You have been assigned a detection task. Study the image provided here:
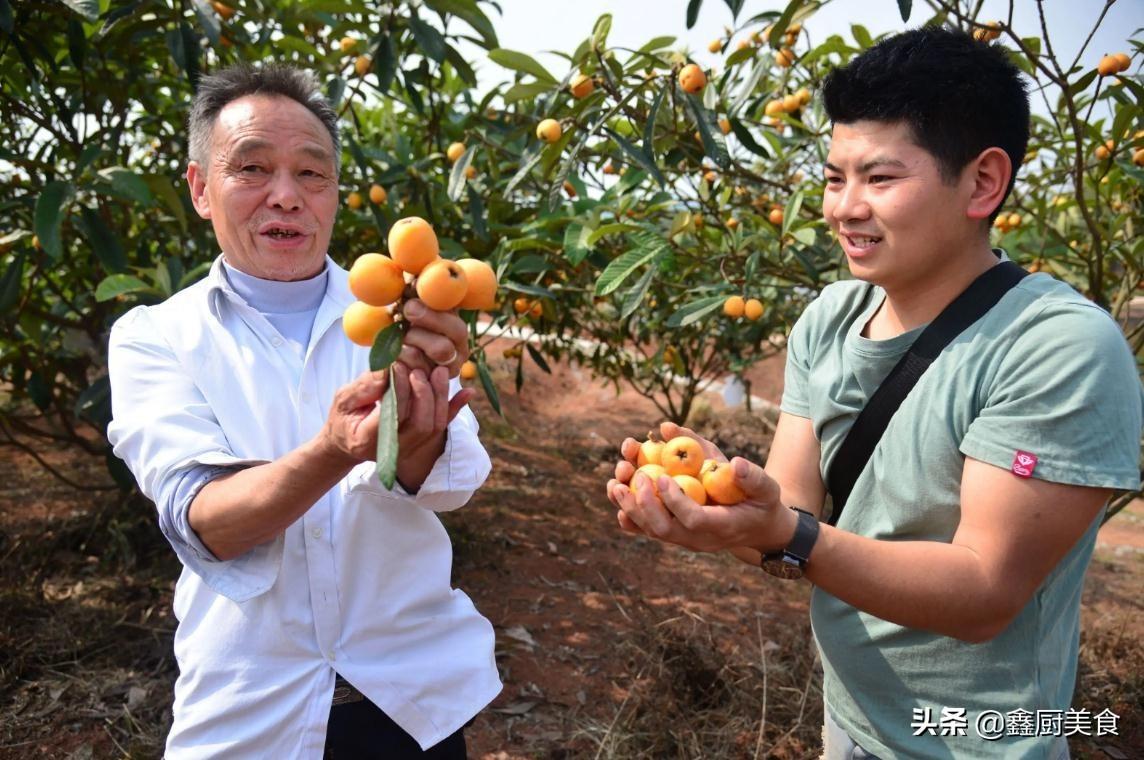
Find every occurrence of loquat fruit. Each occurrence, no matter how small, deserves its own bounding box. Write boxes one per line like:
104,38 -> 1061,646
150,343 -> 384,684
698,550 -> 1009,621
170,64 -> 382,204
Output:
460,360 -> 478,380
775,48 -> 795,68
673,474 -> 707,505
348,253 -> 405,307
388,216 -> 440,275
346,191 -> 363,210
701,459 -> 744,505
369,184 -> 387,205
446,142 -> 466,162
678,63 -> 707,94
455,258 -> 499,311
342,301 -> 394,347
1097,54 -> 1119,76
536,118 -> 563,143
723,295 -> 745,318
570,73 -> 594,99
708,39 -> 722,54
768,208 -> 784,226
415,259 -> 469,311
744,298 -> 764,321
637,438 -> 665,468
339,36 -> 357,54
354,55 -> 372,77
662,436 -> 704,479
211,1 -> 236,19
718,118 -> 731,135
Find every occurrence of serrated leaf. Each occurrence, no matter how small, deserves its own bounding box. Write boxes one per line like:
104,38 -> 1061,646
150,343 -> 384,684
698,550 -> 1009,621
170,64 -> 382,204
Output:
731,57 -> 767,115
526,343 -> 552,374
0,251 -> 25,313
94,274 -> 150,302
685,0 -> 702,29
477,357 -> 502,415
620,266 -> 655,320
604,127 -> 666,187
489,49 -> 558,84
505,145 -> 546,195
666,295 -> 725,327
34,181 -> 73,261
375,380 -> 399,490
595,233 -> 667,296
729,118 -> 769,157
78,207 -> 126,272
686,95 -> 730,170
587,223 -> 642,246
97,167 -> 152,204
369,323 -> 404,371
448,145 -> 476,201
563,221 -> 594,266
409,13 -> 447,62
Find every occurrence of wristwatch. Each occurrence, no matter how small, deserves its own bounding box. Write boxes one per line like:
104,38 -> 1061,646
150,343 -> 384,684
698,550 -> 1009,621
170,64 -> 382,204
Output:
761,507 -> 819,580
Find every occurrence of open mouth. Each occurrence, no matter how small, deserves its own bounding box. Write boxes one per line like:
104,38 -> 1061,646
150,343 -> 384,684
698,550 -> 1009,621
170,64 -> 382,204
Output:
264,228 -> 302,239
844,234 -> 882,250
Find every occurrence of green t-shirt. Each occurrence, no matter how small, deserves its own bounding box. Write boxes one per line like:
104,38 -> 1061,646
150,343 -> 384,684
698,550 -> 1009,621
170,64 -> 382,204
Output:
781,268 -> 1143,759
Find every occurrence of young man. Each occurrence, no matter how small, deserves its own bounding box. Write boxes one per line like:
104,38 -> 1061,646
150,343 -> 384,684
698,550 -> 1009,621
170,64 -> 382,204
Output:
108,64 -> 500,757
608,27 -> 1142,759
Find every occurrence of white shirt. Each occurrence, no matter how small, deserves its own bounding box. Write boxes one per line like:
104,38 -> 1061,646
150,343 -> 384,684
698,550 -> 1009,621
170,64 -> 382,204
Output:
107,255 -> 501,758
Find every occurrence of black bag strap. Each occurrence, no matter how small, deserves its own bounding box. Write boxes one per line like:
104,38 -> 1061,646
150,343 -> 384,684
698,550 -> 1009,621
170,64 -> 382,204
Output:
825,260 -> 1029,526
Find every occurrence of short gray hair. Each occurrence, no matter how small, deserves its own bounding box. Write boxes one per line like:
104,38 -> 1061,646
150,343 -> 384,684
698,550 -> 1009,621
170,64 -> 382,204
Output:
187,63 -> 341,176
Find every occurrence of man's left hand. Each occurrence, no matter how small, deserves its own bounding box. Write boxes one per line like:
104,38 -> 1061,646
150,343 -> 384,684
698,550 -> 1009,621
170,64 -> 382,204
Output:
399,299 -> 468,377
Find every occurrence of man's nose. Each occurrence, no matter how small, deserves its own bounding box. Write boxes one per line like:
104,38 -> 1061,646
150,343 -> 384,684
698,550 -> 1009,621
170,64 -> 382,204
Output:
266,170 -> 303,211
830,182 -> 870,223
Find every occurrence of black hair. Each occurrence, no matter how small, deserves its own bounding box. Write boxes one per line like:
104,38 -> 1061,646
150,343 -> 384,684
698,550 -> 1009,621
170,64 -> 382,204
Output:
188,63 -> 340,176
822,26 -> 1029,219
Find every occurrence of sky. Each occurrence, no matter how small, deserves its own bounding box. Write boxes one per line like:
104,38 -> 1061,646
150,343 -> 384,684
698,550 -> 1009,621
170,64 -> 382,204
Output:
466,0 -> 1142,93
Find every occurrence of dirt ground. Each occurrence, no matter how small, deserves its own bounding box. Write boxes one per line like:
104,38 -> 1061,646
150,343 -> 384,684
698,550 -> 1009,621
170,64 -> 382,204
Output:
0,346 -> 1141,759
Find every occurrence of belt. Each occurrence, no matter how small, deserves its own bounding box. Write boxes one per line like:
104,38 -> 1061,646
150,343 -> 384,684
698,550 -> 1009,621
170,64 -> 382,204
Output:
331,674 -> 365,707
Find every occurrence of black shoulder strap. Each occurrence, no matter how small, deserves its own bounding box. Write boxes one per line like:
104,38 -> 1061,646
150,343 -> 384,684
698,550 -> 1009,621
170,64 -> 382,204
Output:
825,261 -> 1029,526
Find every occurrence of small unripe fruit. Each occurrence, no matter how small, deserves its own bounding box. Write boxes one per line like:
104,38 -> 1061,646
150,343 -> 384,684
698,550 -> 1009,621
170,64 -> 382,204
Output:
678,63 -> 707,94
536,118 -> 562,143
447,142 -> 466,162
723,295 -> 745,318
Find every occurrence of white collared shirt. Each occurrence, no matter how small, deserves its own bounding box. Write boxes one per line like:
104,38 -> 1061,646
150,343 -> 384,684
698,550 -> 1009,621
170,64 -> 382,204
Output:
107,255 -> 501,758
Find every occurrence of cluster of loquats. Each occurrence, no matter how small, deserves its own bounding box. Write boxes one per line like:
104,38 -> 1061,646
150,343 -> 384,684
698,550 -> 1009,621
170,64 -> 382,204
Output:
342,217 -> 499,350
722,295 -> 764,321
632,434 -> 745,506
972,21 -> 1003,42
1097,52 -> 1132,77
992,212 -> 1023,235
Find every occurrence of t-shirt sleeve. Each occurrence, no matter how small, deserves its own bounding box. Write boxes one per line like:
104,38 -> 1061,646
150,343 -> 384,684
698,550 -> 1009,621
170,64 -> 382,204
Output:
780,303 -> 815,419
960,302 -> 1143,490
107,307 -> 279,602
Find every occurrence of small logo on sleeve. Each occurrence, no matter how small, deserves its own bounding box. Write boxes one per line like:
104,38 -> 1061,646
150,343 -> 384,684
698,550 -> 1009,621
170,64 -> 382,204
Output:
1012,451 -> 1038,478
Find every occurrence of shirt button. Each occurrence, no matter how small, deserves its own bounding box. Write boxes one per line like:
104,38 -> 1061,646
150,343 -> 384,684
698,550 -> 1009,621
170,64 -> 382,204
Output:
311,527 -> 323,539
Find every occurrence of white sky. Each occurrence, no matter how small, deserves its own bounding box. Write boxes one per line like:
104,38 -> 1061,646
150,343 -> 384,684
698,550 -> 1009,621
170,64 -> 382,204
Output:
469,0 -> 1142,95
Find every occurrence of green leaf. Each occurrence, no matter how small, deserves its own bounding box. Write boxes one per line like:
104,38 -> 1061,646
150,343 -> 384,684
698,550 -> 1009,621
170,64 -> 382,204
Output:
505,144 -> 546,194
0,251 -> 25,313
143,174 -> 188,231
604,127 -> 666,187
729,118 -> 770,158
409,14 -> 447,62
0,0 -> 12,34
638,36 -> 676,53
94,274 -> 151,302
587,223 -> 642,246
563,221 -> 594,266
448,145 -> 476,201
77,207 -> 126,272
375,380 -> 399,490
444,44 -> 477,86
685,0 -> 702,29
768,0 -> 804,48
369,323 -> 404,372
722,0 -> 745,17
97,167 -> 152,204
896,0 -> 912,22
686,94 -> 730,170
731,57 -> 767,115
374,33 -> 398,93
526,343 -> 552,374
34,181 -> 73,261
666,295 -> 725,328
489,49 -> 558,85
782,189 -> 804,238
503,81 -> 552,103
620,266 -> 655,320
466,185 -> 488,240
643,84 -> 666,153
592,13 -> 612,50
67,18 -> 87,68
851,24 -> 872,49
476,356 -> 502,416
191,0 -> 221,47
61,0 -> 99,21
595,232 -> 668,296
424,0 -> 499,49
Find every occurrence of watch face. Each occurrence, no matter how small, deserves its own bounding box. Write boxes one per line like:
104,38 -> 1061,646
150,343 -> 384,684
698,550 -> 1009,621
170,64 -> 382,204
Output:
762,555 -> 804,580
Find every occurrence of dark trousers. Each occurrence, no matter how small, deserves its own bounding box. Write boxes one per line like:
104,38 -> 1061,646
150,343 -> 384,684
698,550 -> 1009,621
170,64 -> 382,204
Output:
324,698 -> 467,759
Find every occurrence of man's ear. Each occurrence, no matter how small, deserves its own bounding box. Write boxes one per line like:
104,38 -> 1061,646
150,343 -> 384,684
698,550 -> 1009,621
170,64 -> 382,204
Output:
186,161 -> 211,220
965,147 -> 1012,221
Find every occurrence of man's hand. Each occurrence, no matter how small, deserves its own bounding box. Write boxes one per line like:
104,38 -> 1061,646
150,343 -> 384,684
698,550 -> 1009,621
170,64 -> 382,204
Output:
391,364 -> 474,492
606,421 -> 727,535
399,299 -> 469,377
315,369 -> 392,466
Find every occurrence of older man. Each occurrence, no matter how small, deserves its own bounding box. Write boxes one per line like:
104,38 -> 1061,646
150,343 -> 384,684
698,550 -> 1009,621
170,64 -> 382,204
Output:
108,64 -> 500,758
